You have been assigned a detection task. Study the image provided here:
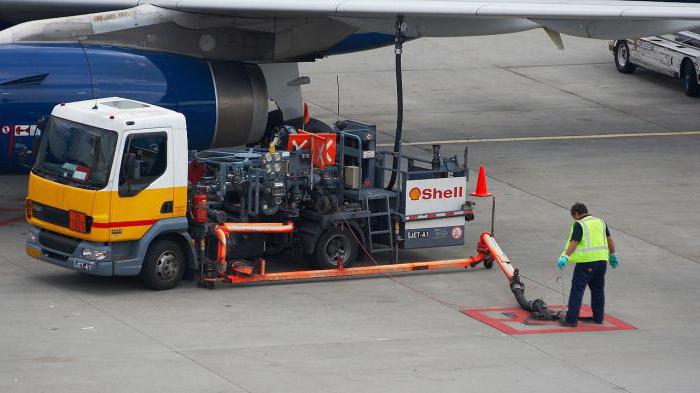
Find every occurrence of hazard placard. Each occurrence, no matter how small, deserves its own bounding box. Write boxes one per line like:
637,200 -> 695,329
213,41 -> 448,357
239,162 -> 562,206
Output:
287,132 -> 337,168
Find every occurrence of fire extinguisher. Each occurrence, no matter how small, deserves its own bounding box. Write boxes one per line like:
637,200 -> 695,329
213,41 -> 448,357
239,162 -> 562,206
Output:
192,193 -> 208,224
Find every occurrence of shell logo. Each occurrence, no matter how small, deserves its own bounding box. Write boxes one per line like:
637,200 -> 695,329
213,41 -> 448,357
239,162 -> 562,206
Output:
407,185 -> 464,201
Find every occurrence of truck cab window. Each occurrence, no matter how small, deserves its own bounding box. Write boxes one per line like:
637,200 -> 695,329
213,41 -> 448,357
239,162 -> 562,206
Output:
119,132 -> 167,196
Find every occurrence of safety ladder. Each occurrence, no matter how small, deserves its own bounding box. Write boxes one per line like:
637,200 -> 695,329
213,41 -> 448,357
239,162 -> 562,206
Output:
364,193 -> 394,253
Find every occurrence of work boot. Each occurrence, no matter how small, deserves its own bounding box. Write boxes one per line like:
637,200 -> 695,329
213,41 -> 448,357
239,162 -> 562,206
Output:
580,316 -> 604,324
558,320 -> 578,328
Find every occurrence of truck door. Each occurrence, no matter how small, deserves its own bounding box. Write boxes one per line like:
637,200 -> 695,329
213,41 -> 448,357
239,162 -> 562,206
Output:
110,129 -> 174,242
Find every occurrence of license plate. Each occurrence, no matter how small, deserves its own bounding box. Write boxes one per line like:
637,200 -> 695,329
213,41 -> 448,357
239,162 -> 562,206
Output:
74,261 -> 96,271
26,247 -> 42,258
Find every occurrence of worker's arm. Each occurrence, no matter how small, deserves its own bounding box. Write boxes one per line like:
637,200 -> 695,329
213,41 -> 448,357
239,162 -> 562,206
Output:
564,240 -> 579,257
607,236 -> 615,254
607,227 -> 618,268
558,222 -> 581,269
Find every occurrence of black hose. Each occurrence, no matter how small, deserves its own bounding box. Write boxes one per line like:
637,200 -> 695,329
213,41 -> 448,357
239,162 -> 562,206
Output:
511,284 -> 533,311
386,17 -> 405,191
509,269 -> 559,320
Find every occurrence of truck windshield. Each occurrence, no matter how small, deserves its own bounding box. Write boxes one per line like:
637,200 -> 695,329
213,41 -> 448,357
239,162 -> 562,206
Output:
33,116 -> 118,189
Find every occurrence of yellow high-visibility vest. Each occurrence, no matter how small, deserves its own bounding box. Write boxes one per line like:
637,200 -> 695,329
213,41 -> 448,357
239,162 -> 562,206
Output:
562,215 -> 609,263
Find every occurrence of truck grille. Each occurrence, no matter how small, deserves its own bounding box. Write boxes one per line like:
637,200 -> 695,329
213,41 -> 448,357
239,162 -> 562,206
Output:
32,202 -> 93,233
39,230 -> 80,255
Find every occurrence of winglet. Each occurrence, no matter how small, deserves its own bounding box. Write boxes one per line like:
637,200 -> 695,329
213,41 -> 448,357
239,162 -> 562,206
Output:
544,28 -> 565,50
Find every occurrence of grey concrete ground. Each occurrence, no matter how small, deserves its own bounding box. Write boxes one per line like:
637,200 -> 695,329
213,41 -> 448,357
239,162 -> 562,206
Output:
1,30 -> 700,392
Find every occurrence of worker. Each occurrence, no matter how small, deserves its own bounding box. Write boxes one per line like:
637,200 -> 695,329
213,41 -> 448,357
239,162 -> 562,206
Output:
557,203 -> 617,327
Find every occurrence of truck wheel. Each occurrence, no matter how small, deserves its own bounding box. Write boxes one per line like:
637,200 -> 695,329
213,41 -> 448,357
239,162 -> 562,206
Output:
314,226 -> 359,269
140,239 -> 185,290
614,41 -> 636,74
681,60 -> 699,97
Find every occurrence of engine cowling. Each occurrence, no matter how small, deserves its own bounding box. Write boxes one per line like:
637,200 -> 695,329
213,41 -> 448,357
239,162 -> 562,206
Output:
0,43 -> 268,171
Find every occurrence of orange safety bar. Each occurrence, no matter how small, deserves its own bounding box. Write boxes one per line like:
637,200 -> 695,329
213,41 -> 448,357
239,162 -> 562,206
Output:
202,231 -> 512,286
213,222 -> 295,268
479,232 -> 516,283
220,254 -> 488,284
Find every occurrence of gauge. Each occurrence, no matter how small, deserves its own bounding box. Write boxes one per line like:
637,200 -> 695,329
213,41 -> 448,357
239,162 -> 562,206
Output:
274,162 -> 282,172
273,151 -> 282,161
265,152 -> 273,161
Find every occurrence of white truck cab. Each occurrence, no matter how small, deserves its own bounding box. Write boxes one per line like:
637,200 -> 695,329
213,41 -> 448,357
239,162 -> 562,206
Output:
26,98 -> 195,288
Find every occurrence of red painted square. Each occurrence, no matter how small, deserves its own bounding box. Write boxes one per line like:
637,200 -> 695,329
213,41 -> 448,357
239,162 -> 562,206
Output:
463,305 -> 636,335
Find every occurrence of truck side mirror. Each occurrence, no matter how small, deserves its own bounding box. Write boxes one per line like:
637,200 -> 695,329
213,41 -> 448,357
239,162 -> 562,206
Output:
18,117 -> 48,169
36,117 -> 47,132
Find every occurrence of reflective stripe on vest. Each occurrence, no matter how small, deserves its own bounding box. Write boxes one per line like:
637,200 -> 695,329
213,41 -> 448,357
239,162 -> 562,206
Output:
563,215 -> 610,263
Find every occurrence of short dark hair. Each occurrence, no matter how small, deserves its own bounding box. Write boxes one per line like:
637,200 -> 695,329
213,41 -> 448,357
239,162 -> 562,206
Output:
570,202 -> 588,216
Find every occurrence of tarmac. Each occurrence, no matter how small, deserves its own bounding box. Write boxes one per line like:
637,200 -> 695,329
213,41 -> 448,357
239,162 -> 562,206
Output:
1,30 -> 699,392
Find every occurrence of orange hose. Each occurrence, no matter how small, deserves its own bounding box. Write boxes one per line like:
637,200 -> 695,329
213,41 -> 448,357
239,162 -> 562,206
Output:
214,222 -> 295,267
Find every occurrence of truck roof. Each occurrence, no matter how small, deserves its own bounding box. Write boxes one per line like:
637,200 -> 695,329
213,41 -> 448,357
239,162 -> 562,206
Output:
50,97 -> 186,133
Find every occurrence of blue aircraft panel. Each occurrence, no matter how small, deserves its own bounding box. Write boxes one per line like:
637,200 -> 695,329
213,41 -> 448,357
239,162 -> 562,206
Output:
84,46 -> 217,150
0,44 -> 93,172
0,44 -> 218,171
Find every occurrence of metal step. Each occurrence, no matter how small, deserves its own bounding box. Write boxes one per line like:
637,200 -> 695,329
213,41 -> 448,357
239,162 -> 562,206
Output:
364,193 -> 395,254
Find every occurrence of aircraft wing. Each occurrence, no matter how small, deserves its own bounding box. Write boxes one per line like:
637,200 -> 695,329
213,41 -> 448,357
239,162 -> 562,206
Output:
2,0 -> 700,60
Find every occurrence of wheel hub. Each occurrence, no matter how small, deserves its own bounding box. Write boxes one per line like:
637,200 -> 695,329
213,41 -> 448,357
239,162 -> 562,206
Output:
617,46 -> 628,66
156,251 -> 179,281
325,235 -> 348,265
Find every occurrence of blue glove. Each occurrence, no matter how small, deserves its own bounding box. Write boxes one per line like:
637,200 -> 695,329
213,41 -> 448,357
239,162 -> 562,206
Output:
609,254 -> 618,269
557,255 -> 568,269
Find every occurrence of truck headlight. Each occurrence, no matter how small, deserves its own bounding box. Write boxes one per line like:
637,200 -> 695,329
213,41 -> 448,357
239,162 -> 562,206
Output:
28,231 -> 38,243
82,248 -> 108,261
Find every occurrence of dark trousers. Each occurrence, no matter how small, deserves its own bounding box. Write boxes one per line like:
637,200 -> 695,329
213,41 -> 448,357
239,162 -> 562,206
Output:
565,260 -> 607,324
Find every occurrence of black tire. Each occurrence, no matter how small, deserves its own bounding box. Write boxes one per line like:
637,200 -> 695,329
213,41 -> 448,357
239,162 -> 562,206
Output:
314,226 -> 359,269
483,258 -> 494,270
140,239 -> 185,290
681,60 -> 699,97
614,41 -> 636,74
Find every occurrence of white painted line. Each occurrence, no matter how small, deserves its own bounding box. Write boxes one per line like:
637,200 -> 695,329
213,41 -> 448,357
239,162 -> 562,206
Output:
376,131 -> 700,147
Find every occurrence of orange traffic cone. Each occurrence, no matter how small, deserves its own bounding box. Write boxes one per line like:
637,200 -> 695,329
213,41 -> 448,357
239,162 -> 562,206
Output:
471,165 -> 492,197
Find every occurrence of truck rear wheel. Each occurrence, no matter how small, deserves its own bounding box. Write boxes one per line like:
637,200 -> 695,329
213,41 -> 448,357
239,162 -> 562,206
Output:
314,226 -> 359,269
140,239 -> 185,290
682,60 -> 699,97
614,41 -> 636,74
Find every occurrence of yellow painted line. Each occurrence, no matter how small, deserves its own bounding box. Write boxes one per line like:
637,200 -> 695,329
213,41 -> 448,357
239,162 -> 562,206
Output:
376,131 -> 700,147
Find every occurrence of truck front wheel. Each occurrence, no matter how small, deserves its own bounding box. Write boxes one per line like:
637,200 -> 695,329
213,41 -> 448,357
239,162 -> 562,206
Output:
314,227 -> 359,269
140,239 -> 185,290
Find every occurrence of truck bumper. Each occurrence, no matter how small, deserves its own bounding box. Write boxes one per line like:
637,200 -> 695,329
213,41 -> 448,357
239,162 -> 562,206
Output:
25,228 -> 142,277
